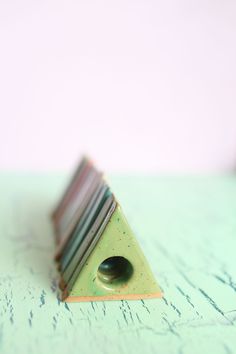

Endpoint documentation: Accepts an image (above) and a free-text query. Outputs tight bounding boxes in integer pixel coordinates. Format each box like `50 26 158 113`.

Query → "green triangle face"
62 205 162 302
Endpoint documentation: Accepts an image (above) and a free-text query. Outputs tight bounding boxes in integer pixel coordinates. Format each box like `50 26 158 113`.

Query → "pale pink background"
0 0 236 173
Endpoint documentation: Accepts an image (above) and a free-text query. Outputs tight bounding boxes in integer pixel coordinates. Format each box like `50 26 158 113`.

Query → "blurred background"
0 0 236 174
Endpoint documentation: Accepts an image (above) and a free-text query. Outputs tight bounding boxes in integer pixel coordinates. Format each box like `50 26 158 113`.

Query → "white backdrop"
0 0 236 173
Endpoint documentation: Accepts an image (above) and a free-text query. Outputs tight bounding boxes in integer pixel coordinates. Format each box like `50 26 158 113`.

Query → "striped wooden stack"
52 157 162 302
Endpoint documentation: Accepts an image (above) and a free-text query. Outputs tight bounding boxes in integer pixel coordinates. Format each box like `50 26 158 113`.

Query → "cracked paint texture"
0 173 235 354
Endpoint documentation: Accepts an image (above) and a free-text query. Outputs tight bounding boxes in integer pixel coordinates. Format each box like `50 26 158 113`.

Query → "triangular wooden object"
62 204 162 302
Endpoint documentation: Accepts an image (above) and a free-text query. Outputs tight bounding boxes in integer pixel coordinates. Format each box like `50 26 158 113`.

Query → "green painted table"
0 173 236 354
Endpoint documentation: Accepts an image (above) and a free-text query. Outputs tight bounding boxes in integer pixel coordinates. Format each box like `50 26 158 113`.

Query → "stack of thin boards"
52 156 162 302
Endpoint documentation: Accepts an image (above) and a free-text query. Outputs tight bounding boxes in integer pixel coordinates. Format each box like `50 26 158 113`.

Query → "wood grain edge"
63 292 163 303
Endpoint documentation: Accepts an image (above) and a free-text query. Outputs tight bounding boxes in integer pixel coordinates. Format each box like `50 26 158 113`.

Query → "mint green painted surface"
69 205 161 297
0 173 236 354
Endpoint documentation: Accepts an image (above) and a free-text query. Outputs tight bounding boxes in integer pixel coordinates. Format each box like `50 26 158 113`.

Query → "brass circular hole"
97 256 133 286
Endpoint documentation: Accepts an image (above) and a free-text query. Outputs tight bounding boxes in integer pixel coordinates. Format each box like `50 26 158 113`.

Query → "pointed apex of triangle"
62 205 162 302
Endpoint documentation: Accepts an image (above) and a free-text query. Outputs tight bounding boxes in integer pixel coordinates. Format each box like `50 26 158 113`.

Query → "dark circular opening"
97 256 133 285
